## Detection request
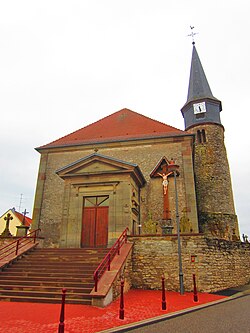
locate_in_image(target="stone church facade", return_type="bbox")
[32,112,200,248]
[32,44,239,250]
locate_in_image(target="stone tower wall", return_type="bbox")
[188,124,239,238]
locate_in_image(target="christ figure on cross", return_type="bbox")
[157,171,173,195]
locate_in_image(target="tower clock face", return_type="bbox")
[193,102,206,114]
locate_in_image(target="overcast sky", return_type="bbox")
[0,1,249,237]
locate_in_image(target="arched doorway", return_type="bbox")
[81,196,109,248]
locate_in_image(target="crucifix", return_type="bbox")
[1,213,13,237]
[157,162,173,221]
[157,171,173,195]
[22,209,29,226]
[150,157,178,233]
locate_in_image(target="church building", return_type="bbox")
[32,43,239,249]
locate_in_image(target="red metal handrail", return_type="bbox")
[93,227,129,292]
[58,288,67,333]
[0,228,41,261]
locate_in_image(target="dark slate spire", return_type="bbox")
[181,43,222,130]
[186,44,218,103]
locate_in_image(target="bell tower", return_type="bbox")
[181,42,239,239]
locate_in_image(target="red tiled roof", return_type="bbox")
[38,108,186,150]
[14,211,32,227]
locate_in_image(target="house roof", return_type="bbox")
[37,108,187,150]
[0,208,32,227]
[14,211,32,227]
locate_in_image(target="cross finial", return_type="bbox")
[22,208,29,225]
[188,26,198,45]
[22,208,28,216]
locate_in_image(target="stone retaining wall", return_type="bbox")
[129,235,250,292]
[112,250,133,301]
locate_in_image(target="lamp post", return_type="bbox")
[168,161,184,295]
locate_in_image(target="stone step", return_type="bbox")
[20,250,106,254]
[0,275,93,283]
[4,266,95,273]
[0,294,92,305]
[0,284,92,293]
[28,251,108,254]
[0,247,108,304]
[20,255,106,262]
[23,251,108,255]
[34,247,107,249]
[0,289,92,300]
[0,279,93,288]
[8,262,98,268]
[32,249,109,254]
[20,256,104,261]
[0,271,93,278]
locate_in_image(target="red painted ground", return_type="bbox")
[0,290,226,333]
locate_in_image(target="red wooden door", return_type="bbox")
[82,207,96,247]
[81,196,109,248]
[95,206,108,247]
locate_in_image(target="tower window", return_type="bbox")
[202,129,206,143]
[197,130,202,144]
[197,130,206,144]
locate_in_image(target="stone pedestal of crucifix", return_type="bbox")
[1,213,13,237]
[16,225,30,237]
[16,209,30,237]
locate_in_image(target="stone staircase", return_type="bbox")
[0,247,109,304]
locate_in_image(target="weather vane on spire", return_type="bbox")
[188,26,198,45]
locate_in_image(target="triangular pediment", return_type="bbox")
[73,160,123,174]
[56,153,146,186]
[150,156,179,178]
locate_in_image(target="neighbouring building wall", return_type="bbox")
[0,211,23,236]
[130,235,250,292]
